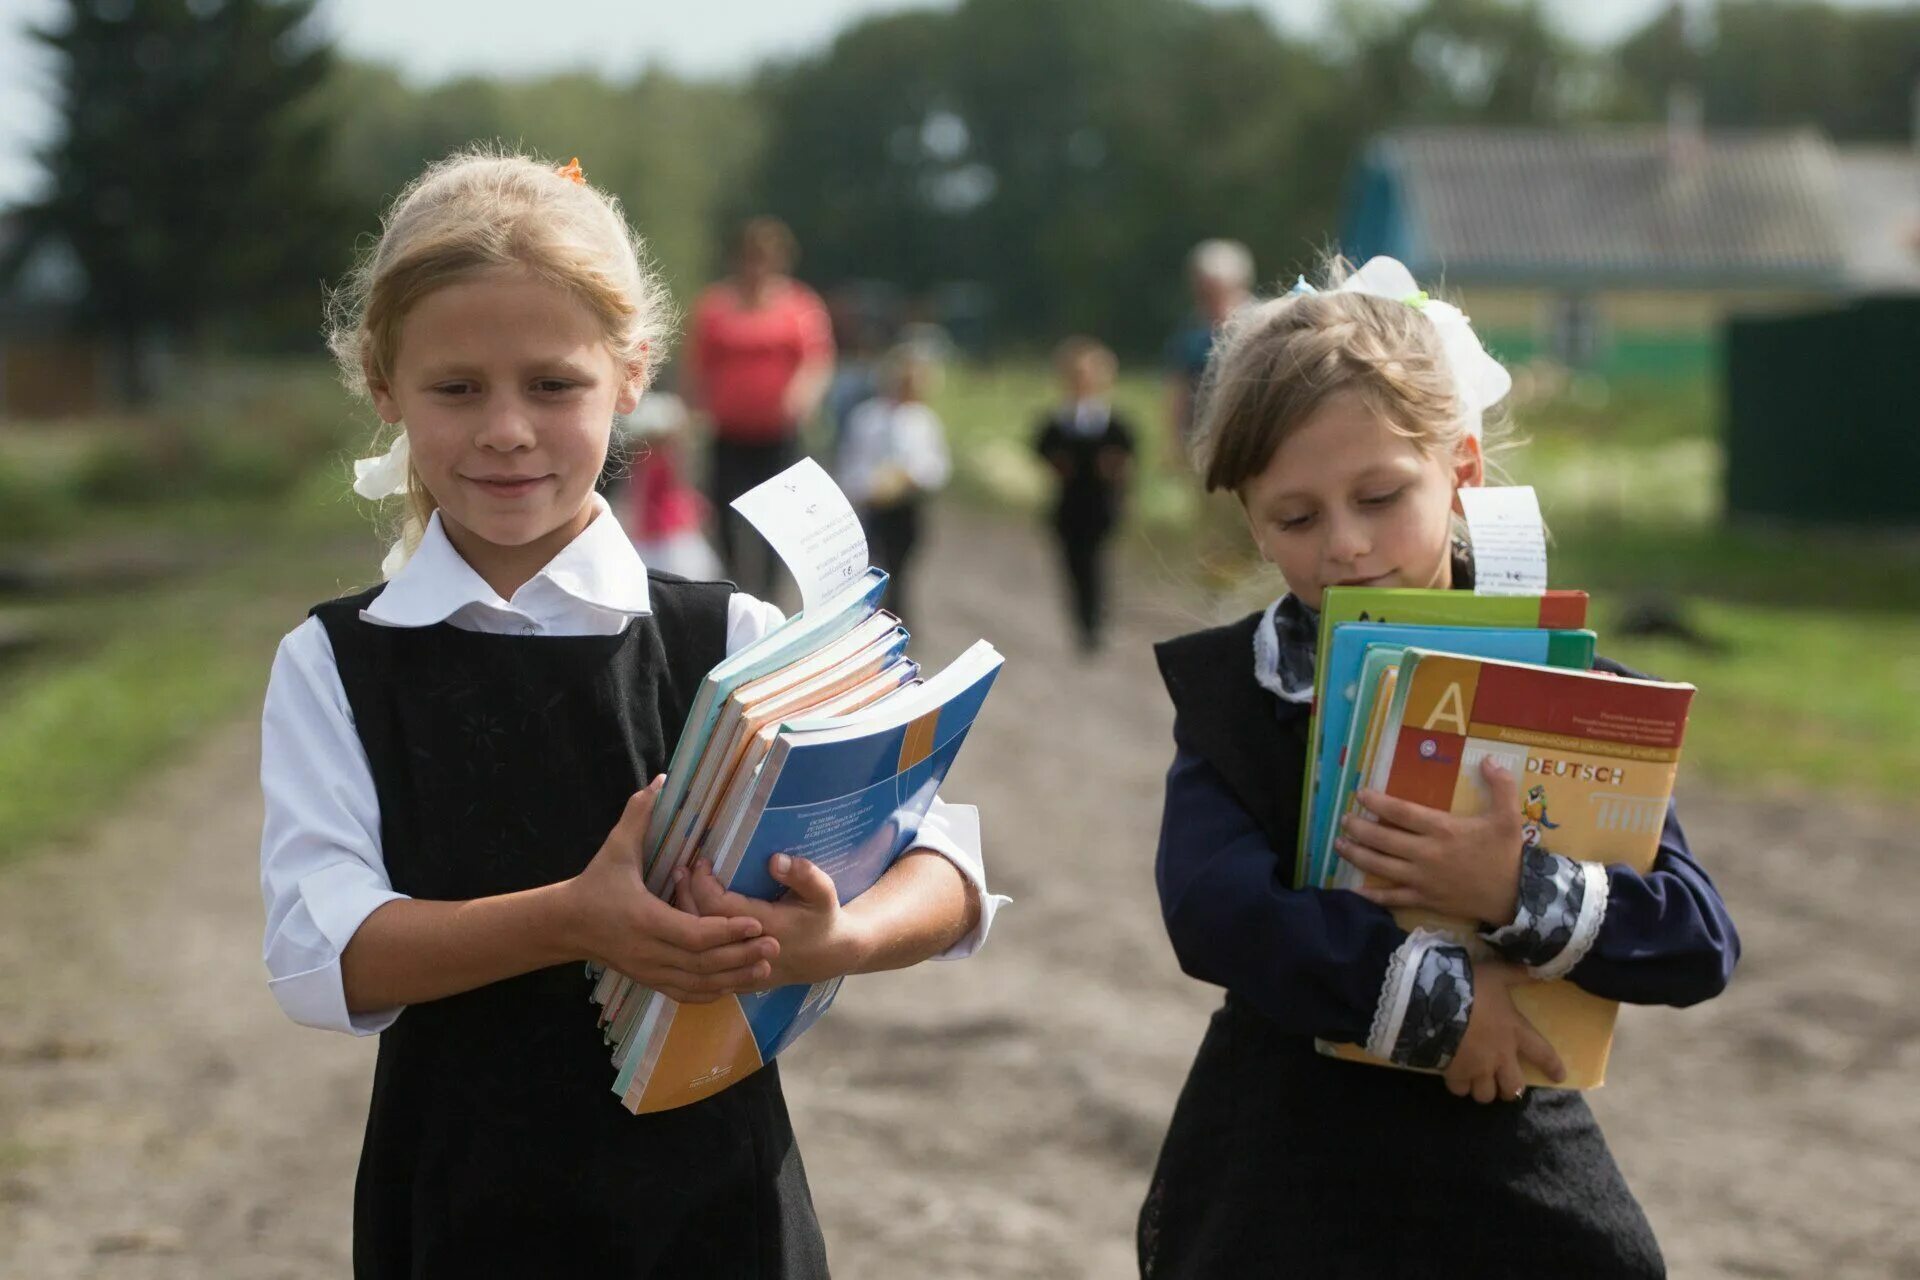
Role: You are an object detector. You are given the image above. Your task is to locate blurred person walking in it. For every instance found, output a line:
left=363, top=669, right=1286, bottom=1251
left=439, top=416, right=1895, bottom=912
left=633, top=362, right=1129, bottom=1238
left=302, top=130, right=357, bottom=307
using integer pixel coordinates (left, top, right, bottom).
left=836, top=346, right=951, bottom=625
left=686, top=217, right=835, bottom=597
left=1034, top=337, right=1135, bottom=655
left=1164, top=239, right=1254, bottom=467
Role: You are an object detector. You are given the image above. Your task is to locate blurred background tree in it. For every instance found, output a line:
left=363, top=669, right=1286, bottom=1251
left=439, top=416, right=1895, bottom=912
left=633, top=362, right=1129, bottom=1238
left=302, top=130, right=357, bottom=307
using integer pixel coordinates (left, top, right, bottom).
left=16, top=0, right=343, bottom=399
left=9, top=0, right=1920, bottom=372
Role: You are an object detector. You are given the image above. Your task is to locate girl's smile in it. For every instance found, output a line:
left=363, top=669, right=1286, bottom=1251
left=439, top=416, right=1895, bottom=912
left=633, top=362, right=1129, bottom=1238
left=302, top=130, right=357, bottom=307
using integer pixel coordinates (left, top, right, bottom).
left=463, top=472, right=554, bottom=499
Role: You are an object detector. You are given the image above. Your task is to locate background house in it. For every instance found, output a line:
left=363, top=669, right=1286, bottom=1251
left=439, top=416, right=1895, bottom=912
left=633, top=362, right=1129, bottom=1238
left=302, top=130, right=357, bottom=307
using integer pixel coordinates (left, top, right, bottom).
left=1339, top=118, right=1918, bottom=379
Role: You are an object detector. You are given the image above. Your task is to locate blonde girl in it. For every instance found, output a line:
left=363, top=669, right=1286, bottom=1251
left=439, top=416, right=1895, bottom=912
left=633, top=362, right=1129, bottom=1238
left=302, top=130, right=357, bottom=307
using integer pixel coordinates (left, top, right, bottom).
left=259, top=150, right=998, bottom=1277
left=1139, top=258, right=1738, bottom=1277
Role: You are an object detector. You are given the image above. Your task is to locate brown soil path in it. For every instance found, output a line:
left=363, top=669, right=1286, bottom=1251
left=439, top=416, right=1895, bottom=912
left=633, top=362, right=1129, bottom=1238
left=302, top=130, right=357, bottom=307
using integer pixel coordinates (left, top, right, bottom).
left=2, top=506, right=1914, bottom=1278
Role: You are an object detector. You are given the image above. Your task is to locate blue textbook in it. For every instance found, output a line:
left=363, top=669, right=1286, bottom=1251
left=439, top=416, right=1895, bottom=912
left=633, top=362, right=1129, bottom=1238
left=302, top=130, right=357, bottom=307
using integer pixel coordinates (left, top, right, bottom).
left=610, top=640, right=1003, bottom=1114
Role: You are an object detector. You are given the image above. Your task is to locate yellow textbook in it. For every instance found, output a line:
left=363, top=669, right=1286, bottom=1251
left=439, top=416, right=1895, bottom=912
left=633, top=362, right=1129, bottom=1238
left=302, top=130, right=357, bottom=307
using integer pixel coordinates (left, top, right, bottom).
left=1322, top=649, right=1694, bottom=1088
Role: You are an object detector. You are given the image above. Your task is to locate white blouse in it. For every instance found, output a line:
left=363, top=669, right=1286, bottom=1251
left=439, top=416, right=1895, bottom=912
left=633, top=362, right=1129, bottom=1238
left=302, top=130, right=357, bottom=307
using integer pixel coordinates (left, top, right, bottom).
left=834, top=398, right=951, bottom=504
left=260, top=497, right=1003, bottom=1036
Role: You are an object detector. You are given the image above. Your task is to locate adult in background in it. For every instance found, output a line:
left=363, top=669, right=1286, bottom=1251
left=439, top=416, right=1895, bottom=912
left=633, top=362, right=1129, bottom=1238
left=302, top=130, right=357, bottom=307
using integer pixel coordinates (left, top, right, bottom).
left=1164, top=238, right=1254, bottom=467
left=687, top=217, right=835, bottom=596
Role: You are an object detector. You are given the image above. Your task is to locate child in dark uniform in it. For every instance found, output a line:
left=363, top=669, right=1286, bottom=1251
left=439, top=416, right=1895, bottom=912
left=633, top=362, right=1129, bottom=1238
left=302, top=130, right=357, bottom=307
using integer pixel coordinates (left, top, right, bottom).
left=1034, top=337, right=1135, bottom=653
left=1139, top=257, right=1739, bottom=1278
left=259, top=149, right=1000, bottom=1277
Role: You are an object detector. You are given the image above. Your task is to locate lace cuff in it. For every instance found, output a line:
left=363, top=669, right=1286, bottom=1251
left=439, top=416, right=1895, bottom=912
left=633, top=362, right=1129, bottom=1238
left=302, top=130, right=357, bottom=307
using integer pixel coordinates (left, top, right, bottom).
left=1366, top=930, right=1473, bottom=1070
left=1484, top=847, right=1610, bottom=980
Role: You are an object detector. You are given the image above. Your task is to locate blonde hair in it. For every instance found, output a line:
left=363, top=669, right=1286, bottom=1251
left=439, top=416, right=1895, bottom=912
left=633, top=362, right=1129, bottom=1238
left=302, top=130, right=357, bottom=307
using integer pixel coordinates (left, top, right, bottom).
left=1191, top=259, right=1511, bottom=495
left=326, top=145, right=674, bottom=566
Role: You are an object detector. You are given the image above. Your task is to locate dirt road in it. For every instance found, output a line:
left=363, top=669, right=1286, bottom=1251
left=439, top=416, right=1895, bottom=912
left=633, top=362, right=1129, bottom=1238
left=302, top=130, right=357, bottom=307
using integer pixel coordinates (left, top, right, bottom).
left=2, top=506, right=1914, bottom=1278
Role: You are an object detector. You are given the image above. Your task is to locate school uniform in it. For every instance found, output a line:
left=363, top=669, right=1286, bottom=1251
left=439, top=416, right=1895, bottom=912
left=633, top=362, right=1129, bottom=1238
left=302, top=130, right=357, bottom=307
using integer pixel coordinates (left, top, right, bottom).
left=1033, top=402, right=1135, bottom=651
left=260, top=495, right=1003, bottom=1278
left=1139, top=572, right=1740, bottom=1279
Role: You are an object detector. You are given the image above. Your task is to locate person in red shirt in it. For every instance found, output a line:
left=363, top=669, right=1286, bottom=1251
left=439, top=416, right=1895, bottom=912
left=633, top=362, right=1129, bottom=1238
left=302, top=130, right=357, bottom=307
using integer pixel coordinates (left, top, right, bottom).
left=686, top=217, right=836, bottom=596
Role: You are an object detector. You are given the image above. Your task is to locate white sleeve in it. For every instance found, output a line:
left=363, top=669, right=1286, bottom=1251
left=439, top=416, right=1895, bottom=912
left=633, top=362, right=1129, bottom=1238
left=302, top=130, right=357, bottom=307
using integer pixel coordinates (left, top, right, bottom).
left=904, top=406, right=951, bottom=493
left=723, top=592, right=1003, bottom=959
left=725, top=591, right=787, bottom=654
left=259, top=617, right=407, bottom=1036
left=903, top=799, right=1003, bottom=959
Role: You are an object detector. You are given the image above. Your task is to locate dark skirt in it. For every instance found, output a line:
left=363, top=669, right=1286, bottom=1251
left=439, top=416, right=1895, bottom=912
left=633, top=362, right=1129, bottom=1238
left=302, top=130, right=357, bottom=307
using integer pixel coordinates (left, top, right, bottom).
left=1137, top=997, right=1663, bottom=1280
left=354, top=999, right=830, bottom=1280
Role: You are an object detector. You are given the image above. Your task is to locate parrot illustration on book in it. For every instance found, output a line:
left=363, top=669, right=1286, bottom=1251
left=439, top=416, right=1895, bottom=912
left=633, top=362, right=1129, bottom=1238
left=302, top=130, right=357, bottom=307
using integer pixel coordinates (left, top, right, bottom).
left=1520, top=783, right=1560, bottom=850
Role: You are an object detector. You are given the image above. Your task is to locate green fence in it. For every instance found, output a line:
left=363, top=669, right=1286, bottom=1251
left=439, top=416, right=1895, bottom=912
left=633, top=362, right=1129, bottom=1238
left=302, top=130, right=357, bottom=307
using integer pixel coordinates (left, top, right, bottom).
left=1723, top=297, right=1920, bottom=526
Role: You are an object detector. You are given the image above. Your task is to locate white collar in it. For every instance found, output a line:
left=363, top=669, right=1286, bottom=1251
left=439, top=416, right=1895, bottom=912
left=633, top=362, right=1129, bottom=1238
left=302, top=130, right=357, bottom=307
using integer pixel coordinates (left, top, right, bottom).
left=363, top=494, right=652, bottom=627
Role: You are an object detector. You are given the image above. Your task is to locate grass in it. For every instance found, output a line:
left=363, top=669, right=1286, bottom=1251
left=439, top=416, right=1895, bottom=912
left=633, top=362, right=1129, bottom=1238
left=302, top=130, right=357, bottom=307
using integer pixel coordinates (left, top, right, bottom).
left=933, top=359, right=1920, bottom=807
left=0, top=475, right=374, bottom=863
left=0, top=362, right=382, bottom=862
left=1601, top=600, right=1920, bottom=800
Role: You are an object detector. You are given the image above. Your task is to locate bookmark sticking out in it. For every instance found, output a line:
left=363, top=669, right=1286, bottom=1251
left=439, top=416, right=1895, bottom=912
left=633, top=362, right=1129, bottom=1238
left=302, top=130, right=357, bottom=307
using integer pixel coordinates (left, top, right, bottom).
left=1459, top=485, right=1548, bottom=595
left=731, top=458, right=870, bottom=611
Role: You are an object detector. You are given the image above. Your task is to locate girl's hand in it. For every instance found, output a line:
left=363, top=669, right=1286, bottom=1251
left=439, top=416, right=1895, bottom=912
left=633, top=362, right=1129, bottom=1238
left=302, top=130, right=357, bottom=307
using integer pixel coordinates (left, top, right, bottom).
left=1445, top=959, right=1566, bottom=1102
left=677, top=855, right=870, bottom=989
left=562, top=779, right=779, bottom=1004
left=1338, top=757, right=1526, bottom=926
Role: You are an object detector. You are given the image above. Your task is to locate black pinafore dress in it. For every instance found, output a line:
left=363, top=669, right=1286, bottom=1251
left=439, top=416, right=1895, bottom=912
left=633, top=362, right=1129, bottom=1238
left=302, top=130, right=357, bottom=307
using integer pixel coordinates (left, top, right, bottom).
left=1138, top=613, right=1664, bottom=1280
left=313, top=576, right=829, bottom=1279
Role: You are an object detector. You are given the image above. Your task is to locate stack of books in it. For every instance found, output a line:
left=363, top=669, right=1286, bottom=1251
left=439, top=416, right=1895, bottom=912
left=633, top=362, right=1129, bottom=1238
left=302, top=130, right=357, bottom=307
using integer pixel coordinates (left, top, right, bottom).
left=1300, top=586, right=1694, bottom=1088
left=592, top=568, right=1003, bottom=1114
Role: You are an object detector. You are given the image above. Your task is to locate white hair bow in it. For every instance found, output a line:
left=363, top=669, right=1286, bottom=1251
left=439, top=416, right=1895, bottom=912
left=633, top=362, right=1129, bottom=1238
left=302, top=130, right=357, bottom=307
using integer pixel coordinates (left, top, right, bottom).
left=352, top=432, right=411, bottom=500
left=351, top=432, right=415, bottom=578
left=1297, top=257, right=1513, bottom=441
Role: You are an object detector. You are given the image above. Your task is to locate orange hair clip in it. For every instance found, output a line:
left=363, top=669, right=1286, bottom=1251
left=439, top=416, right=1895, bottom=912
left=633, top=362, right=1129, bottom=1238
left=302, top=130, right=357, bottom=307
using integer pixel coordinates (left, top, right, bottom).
left=556, top=156, right=585, bottom=185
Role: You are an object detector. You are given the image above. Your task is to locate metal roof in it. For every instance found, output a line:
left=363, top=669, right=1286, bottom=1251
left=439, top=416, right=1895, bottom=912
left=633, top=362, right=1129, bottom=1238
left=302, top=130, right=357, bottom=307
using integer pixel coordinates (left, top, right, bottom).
left=1368, top=126, right=1851, bottom=289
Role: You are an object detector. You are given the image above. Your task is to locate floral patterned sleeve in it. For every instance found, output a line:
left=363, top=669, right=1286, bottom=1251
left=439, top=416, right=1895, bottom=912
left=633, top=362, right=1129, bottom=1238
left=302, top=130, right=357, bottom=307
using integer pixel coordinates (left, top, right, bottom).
left=1367, top=930, right=1474, bottom=1069
left=1483, top=845, right=1610, bottom=980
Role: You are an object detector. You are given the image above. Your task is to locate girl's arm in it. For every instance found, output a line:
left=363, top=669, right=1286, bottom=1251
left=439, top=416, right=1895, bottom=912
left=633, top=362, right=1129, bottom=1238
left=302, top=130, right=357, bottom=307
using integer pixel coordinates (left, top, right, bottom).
left=1513, top=801, right=1739, bottom=1007
left=1341, top=765, right=1739, bottom=1008
left=678, top=846, right=980, bottom=985
left=1156, top=743, right=1409, bottom=1044
left=341, top=784, right=778, bottom=1013
left=261, top=620, right=773, bottom=1035
left=1163, top=742, right=1562, bottom=1093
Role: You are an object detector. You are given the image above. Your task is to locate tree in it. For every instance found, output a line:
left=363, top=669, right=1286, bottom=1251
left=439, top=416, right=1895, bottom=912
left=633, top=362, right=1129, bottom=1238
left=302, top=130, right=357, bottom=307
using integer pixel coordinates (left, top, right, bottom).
left=319, top=63, right=762, bottom=308
left=19, top=0, right=343, bottom=398
left=747, top=0, right=1344, bottom=354
left=1616, top=1, right=1920, bottom=139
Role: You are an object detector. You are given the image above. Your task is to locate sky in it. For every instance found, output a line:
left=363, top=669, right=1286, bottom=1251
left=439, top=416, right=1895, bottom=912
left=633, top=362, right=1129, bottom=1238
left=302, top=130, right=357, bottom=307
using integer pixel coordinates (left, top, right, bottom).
left=0, top=0, right=1905, bottom=209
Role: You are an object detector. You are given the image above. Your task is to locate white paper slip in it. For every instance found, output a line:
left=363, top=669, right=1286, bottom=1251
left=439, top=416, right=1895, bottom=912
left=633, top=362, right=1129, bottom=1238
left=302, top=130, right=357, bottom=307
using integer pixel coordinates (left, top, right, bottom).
left=731, top=458, right=871, bottom=611
left=1459, top=484, right=1547, bottom=595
